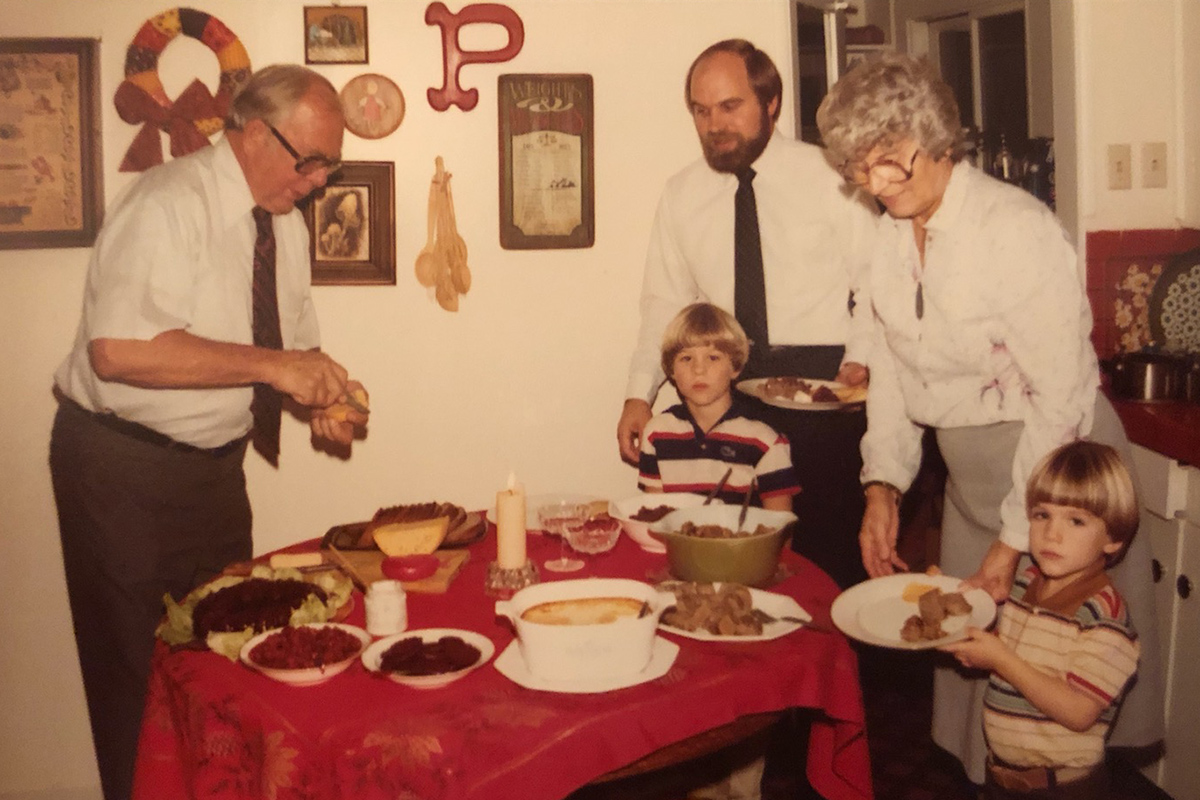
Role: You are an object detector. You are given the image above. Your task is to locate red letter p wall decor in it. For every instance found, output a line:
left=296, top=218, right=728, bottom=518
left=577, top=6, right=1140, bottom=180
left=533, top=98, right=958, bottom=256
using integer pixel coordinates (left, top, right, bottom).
left=426, top=2, right=524, bottom=111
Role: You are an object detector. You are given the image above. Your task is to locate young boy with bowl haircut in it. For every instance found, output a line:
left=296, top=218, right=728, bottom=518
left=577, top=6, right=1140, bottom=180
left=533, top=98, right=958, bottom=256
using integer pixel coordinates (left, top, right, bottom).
left=942, top=440, right=1141, bottom=800
left=638, top=302, right=799, bottom=512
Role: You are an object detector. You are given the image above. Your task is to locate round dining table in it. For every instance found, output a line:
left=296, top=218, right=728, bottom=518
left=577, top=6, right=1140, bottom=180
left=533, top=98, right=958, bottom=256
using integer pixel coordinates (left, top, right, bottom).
left=132, top=522, right=873, bottom=800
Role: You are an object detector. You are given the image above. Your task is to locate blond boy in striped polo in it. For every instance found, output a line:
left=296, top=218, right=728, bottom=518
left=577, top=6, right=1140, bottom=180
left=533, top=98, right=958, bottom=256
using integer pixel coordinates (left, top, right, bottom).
left=942, top=441, right=1140, bottom=799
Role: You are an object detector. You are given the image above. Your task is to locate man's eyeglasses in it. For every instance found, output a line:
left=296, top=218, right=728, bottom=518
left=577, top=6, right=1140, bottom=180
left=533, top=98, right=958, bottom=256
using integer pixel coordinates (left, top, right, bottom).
left=266, top=124, right=341, bottom=176
left=842, top=149, right=920, bottom=187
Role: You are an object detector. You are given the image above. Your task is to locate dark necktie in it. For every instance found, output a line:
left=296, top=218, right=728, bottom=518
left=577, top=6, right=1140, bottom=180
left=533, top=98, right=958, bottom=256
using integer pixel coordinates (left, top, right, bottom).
left=734, top=168, right=768, bottom=370
left=251, top=206, right=283, bottom=465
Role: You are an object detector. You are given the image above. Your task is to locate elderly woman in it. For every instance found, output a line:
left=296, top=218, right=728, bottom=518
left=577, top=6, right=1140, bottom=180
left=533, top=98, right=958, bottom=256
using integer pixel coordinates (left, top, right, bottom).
left=817, top=53, right=1163, bottom=787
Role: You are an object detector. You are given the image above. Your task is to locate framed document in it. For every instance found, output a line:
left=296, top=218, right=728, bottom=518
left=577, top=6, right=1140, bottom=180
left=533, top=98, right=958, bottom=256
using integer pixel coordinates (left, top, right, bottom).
left=0, top=38, right=103, bottom=250
left=303, top=161, right=395, bottom=286
left=498, top=74, right=594, bottom=250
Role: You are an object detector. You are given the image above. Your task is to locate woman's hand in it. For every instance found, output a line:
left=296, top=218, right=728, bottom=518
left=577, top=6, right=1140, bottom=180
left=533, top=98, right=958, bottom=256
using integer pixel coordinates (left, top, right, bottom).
left=964, top=540, right=1021, bottom=601
left=859, top=484, right=907, bottom=577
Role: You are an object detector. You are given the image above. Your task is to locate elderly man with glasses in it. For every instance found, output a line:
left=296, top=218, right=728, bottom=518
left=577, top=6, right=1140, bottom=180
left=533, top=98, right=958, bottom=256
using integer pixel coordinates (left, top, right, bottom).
left=49, top=64, right=367, bottom=800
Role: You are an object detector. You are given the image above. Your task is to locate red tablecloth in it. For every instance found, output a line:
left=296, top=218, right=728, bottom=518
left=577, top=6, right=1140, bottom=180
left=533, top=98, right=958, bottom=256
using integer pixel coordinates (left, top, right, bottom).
left=133, top=529, right=872, bottom=800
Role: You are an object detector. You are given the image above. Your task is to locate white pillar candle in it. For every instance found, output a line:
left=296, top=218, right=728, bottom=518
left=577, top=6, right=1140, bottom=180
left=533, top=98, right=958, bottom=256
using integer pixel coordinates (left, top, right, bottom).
left=495, top=472, right=526, bottom=569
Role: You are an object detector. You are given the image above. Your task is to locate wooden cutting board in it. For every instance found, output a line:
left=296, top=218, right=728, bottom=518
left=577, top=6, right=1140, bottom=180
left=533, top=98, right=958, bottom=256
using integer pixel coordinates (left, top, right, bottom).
left=330, top=549, right=471, bottom=594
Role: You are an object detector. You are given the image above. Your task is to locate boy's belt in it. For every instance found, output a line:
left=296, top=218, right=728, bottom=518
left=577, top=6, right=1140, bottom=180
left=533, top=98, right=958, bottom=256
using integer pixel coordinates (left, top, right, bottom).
left=986, top=757, right=1096, bottom=791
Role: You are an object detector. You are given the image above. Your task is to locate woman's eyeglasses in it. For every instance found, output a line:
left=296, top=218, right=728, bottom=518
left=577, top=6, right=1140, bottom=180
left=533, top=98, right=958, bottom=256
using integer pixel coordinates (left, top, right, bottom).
left=267, top=124, right=341, bottom=176
left=842, top=149, right=919, bottom=187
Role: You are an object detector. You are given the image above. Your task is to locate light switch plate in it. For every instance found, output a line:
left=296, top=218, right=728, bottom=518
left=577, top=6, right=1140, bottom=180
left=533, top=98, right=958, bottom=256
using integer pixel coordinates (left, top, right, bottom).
left=1108, top=143, right=1132, bottom=190
left=1143, top=142, right=1168, bottom=188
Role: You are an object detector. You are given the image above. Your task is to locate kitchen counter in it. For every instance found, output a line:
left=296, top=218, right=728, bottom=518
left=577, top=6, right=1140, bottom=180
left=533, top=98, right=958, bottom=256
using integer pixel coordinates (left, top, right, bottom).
left=1108, top=390, right=1200, bottom=467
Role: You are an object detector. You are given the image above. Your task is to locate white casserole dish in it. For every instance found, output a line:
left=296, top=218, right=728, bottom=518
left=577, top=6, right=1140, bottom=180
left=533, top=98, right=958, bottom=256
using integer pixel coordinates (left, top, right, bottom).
left=494, top=578, right=673, bottom=681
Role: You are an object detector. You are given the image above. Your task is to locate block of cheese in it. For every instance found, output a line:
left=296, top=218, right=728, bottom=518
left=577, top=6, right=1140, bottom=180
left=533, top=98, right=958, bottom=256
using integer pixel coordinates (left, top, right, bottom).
left=373, top=516, right=450, bottom=556
left=268, top=552, right=324, bottom=569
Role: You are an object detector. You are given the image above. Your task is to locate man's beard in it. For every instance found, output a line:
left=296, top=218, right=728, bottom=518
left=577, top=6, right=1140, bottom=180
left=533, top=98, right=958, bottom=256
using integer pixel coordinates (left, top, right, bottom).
left=700, top=111, right=772, bottom=173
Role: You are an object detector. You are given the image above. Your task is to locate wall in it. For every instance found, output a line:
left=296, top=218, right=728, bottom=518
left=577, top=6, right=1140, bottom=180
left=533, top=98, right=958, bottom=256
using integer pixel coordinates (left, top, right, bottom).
left=0, top=1, right=794, bottom=797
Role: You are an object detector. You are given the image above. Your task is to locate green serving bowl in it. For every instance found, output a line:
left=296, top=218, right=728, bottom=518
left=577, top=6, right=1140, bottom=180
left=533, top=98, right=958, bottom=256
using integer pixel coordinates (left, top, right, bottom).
left=649, top=505, right=798, bottom=587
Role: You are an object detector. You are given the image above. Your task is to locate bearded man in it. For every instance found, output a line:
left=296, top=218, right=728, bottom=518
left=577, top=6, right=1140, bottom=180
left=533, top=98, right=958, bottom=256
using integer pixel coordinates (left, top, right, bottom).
left=616, top=39, right=878, bottom=591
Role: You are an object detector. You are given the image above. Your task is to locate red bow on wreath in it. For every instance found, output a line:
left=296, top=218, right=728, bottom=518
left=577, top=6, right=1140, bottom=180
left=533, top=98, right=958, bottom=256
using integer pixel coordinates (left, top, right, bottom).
left=115, top=78, right=223, bottom=172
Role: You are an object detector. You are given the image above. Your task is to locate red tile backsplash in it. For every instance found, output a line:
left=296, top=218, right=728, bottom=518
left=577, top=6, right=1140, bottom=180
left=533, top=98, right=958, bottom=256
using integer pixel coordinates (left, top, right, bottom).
left=1085, top=228, right=1200, bottom=359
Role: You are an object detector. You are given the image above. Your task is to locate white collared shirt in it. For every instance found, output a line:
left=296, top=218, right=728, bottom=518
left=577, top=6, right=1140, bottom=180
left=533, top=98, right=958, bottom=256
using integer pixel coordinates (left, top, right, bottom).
left=861, top=161, right=1099, bottom=550
left=625, top=131, right=878, bottom=403
left=54, top=137, right=321, bottom=448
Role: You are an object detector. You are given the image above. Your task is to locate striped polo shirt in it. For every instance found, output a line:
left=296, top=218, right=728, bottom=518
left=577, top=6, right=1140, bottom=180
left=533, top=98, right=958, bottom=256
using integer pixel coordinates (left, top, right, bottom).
left=983, top=563, right=1139, bottom=770
left=637, top=399, right=800, bottom=506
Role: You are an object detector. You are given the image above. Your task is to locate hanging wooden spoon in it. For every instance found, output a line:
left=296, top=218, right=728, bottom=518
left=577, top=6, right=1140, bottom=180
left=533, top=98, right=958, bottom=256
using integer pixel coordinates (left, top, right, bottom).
left=414, top=178, right=441, bottom=287
left=444, top=177, right=471, bottom=294
left=432, top=174, right=459, bottom=311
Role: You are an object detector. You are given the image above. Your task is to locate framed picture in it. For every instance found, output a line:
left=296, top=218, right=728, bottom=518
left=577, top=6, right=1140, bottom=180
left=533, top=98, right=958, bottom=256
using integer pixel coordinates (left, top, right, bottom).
left=0, top=38, right=103, bottom=250
left=340, top=73, right=405, bottom=139
left=498, top=74, right=594, bottom=250
left=304, top=6, right=368, bottom=65
left=303, top=161, right=395, bottom=285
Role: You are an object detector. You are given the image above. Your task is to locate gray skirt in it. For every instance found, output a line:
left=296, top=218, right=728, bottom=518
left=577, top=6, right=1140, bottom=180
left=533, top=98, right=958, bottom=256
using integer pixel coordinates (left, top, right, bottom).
left=930, top=395, right=1164, bottom=784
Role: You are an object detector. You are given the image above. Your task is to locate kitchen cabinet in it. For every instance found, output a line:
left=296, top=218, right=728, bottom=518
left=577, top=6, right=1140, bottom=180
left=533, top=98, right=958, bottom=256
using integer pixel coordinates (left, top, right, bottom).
left=1130, top=444, right=1200, bottom=798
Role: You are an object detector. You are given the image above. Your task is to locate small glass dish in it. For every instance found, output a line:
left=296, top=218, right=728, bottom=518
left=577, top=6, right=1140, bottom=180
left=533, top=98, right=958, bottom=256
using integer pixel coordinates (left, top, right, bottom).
left=564, top=514, right=622, bottom=555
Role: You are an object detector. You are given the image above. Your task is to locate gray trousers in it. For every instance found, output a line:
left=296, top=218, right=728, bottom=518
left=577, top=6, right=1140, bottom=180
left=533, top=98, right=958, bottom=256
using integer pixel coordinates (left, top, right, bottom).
left=50, top=400, right=253, bottom=800
left=930, top=395, right=1165, bottom=784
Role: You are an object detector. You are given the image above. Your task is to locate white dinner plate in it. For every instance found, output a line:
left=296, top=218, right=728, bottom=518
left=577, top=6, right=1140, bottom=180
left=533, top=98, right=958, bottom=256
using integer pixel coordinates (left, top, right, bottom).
left=657, top=584, right=812, bottom=642
left=239, top=622, right=371, bottom=687
left=493, top=636, right=679, bottom=693
left=486, top=493, right=606, bottom=532
left=737, top=377, right=866, bottom=411
left=361, top=628, right=495, bottom=689
left=831, top=574, right=996, bottom=650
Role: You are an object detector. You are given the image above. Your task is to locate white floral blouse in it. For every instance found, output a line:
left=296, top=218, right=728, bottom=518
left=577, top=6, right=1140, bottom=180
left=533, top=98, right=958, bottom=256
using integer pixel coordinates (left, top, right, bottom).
left=860, top=161, right=1099, bottom=551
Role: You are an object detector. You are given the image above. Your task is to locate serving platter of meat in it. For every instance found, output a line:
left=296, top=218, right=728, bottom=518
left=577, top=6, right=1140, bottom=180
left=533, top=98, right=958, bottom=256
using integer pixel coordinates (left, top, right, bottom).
left=657, top=581, right=812, bottom=642
left=830, top=573, right=996, bottom=650
left=736, top=377, right=867, bottom=411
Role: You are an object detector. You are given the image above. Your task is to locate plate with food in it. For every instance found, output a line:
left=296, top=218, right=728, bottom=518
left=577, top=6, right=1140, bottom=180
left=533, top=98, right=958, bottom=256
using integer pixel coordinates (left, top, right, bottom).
left=831, top=573, right=996, bottom=650
left=156, top=564, right=354, bottom=660
left=361, top=628, right=495, bottom=689
left=737, top=377, right=867, bottom=411
left=657, top=581, right=812, bottom=642
left=320, top=501, right=486, bottom=551
left=486, top=494, right=608, bottom=532
left=239, top=622, right=371, bottom=686
left=609, top=492, right=711, bottom=553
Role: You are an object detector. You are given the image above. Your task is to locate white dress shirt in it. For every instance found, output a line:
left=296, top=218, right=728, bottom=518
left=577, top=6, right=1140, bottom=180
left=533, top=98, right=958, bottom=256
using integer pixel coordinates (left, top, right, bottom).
left=860, top=161, right=1098, bottom=551
left=54, top=137, right=321, bottom=448
left=625, top=131, right=878, bottom=404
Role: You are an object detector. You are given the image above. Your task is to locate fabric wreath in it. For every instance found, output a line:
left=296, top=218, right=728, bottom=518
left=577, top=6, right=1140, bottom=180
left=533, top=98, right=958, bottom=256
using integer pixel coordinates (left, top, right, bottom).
left=115, top=7, right=251, bottom=172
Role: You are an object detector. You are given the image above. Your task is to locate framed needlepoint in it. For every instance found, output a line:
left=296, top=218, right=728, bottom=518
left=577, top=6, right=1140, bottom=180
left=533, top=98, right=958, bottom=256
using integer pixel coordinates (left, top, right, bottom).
left=0, top=38, right=103, bottom=249
left=303, top=161, right=395, bottom=285
left=498, top=73, right=594, bottom=250
left=304, top=6, right=368, bottom=65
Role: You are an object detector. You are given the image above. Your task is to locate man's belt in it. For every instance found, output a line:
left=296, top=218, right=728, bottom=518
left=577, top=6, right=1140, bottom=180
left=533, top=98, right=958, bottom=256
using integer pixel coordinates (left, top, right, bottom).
left=986, top=756, right=1097, bottom=791
left=58, top=393, right=247, bottom=458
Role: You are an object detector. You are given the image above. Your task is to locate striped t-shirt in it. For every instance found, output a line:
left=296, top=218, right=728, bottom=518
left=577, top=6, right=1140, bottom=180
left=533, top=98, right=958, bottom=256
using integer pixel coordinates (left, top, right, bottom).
left=637, top=399, right=800, bottom=506
left=983, top=564, right=1139, bottom=769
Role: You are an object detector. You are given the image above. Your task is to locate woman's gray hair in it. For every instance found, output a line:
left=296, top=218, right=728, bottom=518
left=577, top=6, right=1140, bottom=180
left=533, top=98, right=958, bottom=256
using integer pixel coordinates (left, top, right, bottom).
left=816, top=52, right=965, bottom=166
left=226, top=64, right=339, bottom=130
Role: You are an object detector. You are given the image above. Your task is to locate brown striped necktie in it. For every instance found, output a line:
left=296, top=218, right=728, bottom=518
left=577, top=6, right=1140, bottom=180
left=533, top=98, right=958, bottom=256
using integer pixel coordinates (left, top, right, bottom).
left=251, top=206, right=283, bottom=465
